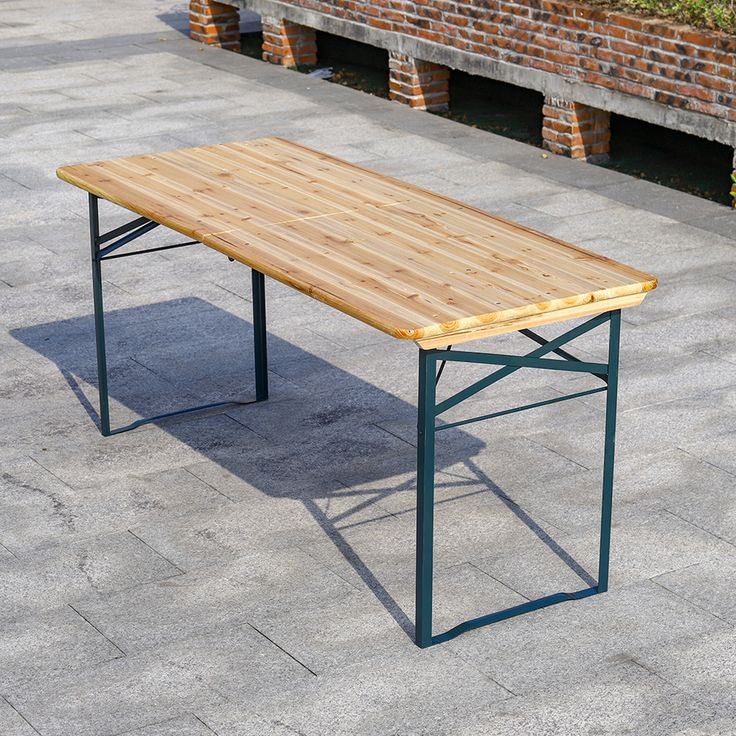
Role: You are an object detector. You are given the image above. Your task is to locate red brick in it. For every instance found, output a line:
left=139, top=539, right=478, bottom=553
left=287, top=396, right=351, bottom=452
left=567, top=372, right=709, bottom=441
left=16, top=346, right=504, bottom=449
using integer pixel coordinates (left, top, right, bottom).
left=388, top=51, right=449, bottom=111
left=188, top=0, right=240, bottom=51
left=542, top=97, right=611, bottom=161
left=261, top=17, right=317, bottom=66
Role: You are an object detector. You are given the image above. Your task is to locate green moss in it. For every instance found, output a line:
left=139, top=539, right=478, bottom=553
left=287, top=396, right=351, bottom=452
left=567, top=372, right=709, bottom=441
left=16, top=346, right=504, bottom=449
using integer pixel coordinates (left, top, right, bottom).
left=585, top=0, right=736, bottom=34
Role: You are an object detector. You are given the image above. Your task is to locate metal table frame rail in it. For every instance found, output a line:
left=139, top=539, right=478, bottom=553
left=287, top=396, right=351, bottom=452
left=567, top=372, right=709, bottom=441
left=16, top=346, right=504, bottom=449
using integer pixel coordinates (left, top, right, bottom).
left=415, top=309, right=620, bottom=647
left=88, top=193, right=269, bottom=436
left=87, top=194, right=621, bottom=648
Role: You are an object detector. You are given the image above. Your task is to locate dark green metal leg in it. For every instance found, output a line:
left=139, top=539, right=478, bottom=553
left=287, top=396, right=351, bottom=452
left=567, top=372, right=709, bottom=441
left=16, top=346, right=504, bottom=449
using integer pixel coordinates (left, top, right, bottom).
left=413, top=311, right=625, bottom=647
left=597, top=309, right=621, bottom=592
left=252, top=269, right=269, bottom=402
left=85, top=196, right=268, bottom=436
left=416, top=348, right=437, bottom=648
left=89, top=194, right=111, bottom=436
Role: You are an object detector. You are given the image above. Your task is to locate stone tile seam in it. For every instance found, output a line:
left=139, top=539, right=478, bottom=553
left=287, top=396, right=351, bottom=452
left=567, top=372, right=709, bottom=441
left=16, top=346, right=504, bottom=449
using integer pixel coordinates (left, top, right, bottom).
left=67, top=602, right=129, bottom=658
left=701, top=349, right=736, bottom=368
left=0, top=694, right=42, bottom=736
left=530, top=437, right=592, bottom=473
left=106, top=713, right=220, bottom=736
left=247, top=622, right=318, bottom=677
left=465, top=560, right=532, bottom=602
left=658, top=507, right=736, bottom=555
left=126, top=529, right=186, bottom=575
left=181, top=465, right=240, bottom=503
left=618, top=382, right=736, bottom=415
left=677, top=445, right=736, bottom=480
left=650, top=577, right=735, bottom=630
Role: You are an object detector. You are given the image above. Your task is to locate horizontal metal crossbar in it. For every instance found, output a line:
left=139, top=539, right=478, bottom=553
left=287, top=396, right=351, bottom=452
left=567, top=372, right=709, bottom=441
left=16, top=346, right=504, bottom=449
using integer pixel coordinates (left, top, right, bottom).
left=96, top=215, right=151, bottom=245
left=431, top=586, right=598, bottom=645
left=432, top=350, right=607, bottom=375
left=433, top=311, right=611, bottom=417
left=107, top=398, right=256, bottom=435
left=520, top=328, right=608, bottom=383
left=95, top=220, right=160, bottom=259
left=434, top=386, right=607, bottom=432
left=99, top=240, right=199, bottom=261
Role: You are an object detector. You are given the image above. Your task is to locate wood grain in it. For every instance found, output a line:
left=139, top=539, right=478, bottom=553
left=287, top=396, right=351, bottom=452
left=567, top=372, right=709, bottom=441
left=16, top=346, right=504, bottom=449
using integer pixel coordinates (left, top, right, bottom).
left=57, top=137, right=657, bottom=343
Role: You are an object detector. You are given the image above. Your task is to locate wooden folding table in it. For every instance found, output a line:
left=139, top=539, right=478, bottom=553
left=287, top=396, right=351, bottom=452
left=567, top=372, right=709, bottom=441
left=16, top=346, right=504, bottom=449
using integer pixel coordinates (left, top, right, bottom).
left=57, top=137, right=657, bottom=647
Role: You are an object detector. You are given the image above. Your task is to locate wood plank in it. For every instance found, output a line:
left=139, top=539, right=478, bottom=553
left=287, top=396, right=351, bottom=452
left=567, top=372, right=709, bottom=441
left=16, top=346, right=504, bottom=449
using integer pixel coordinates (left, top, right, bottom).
left=57, top=137, right=657, bottom=343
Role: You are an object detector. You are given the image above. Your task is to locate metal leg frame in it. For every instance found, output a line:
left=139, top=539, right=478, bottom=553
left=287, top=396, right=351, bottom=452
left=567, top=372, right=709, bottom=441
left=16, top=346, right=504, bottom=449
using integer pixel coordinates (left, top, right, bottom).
left=88, top=194, right=269, bottom=436
left=415, top=310, right=621, bottom=647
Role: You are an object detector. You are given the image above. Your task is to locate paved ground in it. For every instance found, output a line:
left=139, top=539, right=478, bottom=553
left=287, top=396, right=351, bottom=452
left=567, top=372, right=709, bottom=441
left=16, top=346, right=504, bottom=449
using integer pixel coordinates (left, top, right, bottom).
left=2, top=1, right=736, bottom=734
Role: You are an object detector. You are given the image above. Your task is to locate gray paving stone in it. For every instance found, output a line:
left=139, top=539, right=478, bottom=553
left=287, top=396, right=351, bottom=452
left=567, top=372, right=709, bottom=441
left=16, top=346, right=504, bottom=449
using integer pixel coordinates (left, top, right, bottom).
left=71, top=568, right=252, bottom=655
left=686, top=211, right=736, bottom=240
left=128, top=490, right=321, bottom=569
left=529, top=382, right=736, bottom=467
left=565, top=509, right=729, bottom=591
left=535, top=156, right=635, bottom=190
left=27, top=413, right=264, bottom=487
left=623, top=276, right=736, bottom=326
left=0, top=529, right=182, bottom=622
left=436, top=161, right=568, bottom=206
left=222, top=646, right=511, bottom=736
left=682, top=432, right=736, bottom=477
left=640, top=626, right=736, bottom=710
left=471, top=482, right=731, bottom=599
left=73, top=547, right=355, bottom=655
left=594, top=178, right=730, bottom=222
left=578, top=235, right=736, bottom=289
left=244, top=588, right=412, bottom=673
left=487, top=448, right=729, bottom=538
left=6, top=651, right=227, bottom=736
left=654, top=554, right=736, bottom=625
left=0, top=459, right=231, bottom=553
left=152, top=623, right=316, bottom=701
left=0, top=605, right=123, bottom=692
left=0, top=697, right=39, bottom=736
left=658, top=451, right=736, bottom=546
left=447, top=580, right=729, bottom=696
left=523, top=188, right=619, bottom=218
left=195, top=703, right=311, bottom=736
left=451, top=659, right=717, bottom=736
left=547, top=203, right=678, bottom=246
left=110, top=714, right=218, bottom=736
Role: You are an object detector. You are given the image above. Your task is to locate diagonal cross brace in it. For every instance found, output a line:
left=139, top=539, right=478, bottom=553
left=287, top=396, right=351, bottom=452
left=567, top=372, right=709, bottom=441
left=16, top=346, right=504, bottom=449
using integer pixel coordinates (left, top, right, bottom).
left=520, top=328, right=608, bottom=383
left=433, top=311, right=611, bottom=416
left=96, top=215, right=151, bottom=245
left=96, top=220, right=160, bottom=259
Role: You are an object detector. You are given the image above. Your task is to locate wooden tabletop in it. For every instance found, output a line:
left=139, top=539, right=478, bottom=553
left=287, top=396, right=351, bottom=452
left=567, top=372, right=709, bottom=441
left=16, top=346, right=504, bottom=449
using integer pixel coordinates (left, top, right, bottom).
left=57, top=137, right=657, bottom=347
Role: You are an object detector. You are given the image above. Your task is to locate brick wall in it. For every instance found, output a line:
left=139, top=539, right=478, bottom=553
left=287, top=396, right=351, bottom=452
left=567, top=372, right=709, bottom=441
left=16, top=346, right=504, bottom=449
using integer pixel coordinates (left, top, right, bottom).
left=232, top=0, right=736, bottom=126
left=191, top=0, right=736, bottom=201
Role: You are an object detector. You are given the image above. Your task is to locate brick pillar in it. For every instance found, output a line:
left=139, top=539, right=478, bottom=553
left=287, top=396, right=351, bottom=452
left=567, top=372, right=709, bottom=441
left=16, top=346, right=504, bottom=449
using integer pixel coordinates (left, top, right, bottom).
left=261, top=17, right=317, bottom=67
left=388, top=52, right=450, bottom=112
left=189, top=0, right=240, bottom=51
left=542, top=97, right=611, bottom=162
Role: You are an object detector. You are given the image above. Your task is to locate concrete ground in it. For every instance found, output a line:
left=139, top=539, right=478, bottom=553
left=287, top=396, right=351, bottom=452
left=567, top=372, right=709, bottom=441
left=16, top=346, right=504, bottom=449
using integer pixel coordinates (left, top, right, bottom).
left=2, top=0, right=736, bottom=734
